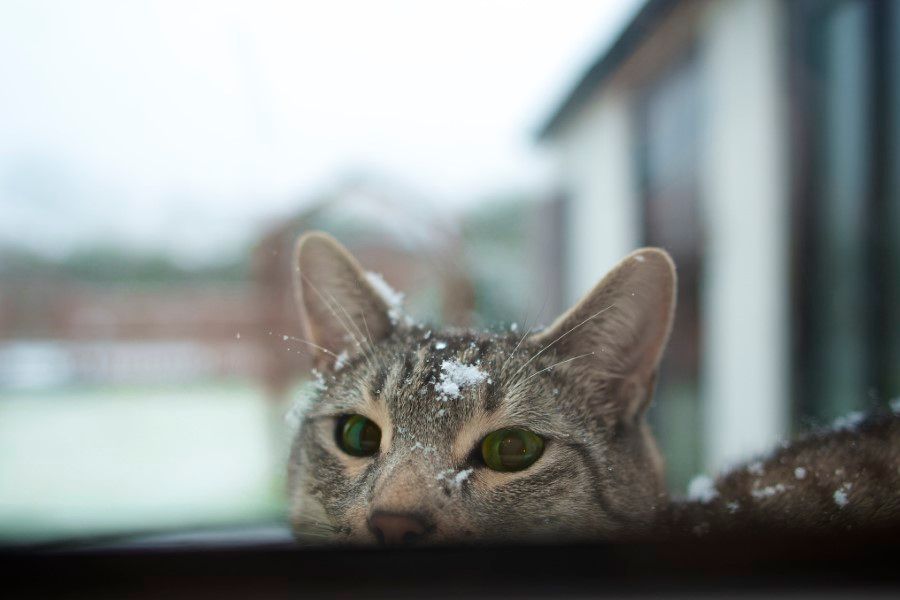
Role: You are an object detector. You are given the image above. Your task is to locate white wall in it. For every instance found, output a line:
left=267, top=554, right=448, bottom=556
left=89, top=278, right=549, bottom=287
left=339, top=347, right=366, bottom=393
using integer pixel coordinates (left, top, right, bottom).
left=699, top=0, right=790, bottom=471
left=548, top=0, right=791, bottom=476
left=557, top=91, right=640, bottom=305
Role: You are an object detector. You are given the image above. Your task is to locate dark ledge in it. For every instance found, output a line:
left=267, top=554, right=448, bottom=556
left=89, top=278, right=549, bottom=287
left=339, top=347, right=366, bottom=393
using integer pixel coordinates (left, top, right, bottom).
left=3, top=525, right=899, bottom=598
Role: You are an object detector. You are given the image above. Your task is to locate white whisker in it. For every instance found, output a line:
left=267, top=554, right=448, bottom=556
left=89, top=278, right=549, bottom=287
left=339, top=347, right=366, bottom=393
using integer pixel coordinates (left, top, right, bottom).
left=521, top=352, right=595, bottom=383
left=512, top=303, right=616, bottom=379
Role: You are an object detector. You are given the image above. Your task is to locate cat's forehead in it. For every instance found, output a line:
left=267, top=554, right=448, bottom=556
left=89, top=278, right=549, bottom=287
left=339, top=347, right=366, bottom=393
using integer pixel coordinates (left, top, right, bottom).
left=318, top=328, right=567, bottom=437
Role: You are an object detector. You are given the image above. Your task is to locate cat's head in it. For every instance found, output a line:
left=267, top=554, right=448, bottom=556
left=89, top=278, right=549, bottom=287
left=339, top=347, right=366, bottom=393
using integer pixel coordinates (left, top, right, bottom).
left=287, top=232, right=676, bottom=545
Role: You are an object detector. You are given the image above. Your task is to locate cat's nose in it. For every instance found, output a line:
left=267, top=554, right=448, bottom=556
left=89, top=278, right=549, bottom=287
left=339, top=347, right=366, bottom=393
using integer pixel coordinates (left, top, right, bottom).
left=368, top=512, right=429, bottom=546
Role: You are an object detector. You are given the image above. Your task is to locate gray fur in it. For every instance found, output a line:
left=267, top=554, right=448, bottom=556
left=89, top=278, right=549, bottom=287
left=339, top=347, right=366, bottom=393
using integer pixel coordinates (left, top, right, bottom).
left=287, top=233, right=673, bottom=545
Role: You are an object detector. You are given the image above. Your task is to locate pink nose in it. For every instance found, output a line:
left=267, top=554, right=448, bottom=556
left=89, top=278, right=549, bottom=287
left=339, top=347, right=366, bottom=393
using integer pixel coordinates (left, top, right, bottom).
left=368, top=512, right=429, bottom=545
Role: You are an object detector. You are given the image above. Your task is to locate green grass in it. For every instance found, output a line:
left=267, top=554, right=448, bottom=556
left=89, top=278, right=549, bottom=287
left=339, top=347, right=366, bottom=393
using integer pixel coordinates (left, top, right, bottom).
left=0, top=382, right=289, bottom=543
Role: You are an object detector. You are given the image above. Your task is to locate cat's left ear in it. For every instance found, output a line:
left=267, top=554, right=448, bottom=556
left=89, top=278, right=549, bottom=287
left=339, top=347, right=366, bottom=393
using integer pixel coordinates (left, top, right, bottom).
left=529, top=248, right=676, bottom=424
left=293, top=232, right=395, bottom=370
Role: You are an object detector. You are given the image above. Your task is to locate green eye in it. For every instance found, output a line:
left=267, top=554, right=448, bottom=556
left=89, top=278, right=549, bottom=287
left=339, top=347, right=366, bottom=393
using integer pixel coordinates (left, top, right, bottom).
left=481, top=428, right=544, bottom=472
left=337, top=414, right=381, bottom=457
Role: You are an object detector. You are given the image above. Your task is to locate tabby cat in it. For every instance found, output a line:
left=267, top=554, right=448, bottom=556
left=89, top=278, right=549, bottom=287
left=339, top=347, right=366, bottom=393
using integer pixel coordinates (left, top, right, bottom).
left=287, top=232, right=900, bottom=545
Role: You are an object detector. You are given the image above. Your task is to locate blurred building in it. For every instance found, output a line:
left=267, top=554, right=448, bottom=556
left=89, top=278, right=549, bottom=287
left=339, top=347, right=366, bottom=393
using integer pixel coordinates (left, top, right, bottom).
left=0, top=275, right=264, bottom=388
left=538, top=0, right=899, bottom=484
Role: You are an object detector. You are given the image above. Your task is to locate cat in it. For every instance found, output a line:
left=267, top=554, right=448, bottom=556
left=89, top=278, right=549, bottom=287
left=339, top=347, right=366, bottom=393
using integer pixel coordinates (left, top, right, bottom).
left=286, top=231, right=900, bottom=545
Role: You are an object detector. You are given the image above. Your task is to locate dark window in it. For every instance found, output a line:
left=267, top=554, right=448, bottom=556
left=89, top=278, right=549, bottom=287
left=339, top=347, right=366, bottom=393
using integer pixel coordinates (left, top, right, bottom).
left=790, top=0, right=900, bottom=425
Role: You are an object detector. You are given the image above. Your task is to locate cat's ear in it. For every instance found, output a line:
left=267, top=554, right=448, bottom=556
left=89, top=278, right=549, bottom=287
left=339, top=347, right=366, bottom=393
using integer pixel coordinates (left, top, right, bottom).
left=293, top=232, right=394, bottom=369
left=530, top=248, right=676, bottom=423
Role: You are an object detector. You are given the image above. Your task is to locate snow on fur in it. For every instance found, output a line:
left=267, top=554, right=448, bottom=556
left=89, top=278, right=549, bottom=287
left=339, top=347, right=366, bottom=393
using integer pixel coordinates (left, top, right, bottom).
left=751, top=483, right=788, bottom=500
left=832, top=410, right=865, bottom=431
left=833, top=482, right=852, bottom=508
left=365, top=271, right=405, bottom=325
left=436, top=359, right=488, bottom=399
left=687, top=475, right=719, bottom=504
left=747, top=461, right=765, bottom=476
left=436, top=467, right=474, bottom=488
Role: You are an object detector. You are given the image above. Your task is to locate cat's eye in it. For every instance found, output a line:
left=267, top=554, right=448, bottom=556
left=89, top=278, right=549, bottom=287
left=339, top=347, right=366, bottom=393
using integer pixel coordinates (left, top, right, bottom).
left=480, top=428, right=544, bottom=472
left=337, top=414, right=381, bottom=457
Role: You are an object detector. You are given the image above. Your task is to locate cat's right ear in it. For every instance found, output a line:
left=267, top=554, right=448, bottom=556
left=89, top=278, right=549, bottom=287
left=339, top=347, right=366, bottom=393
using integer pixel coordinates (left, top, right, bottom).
left=529, top=248, right=676, bottom=424
left=293, top=232, right=394, bottom=369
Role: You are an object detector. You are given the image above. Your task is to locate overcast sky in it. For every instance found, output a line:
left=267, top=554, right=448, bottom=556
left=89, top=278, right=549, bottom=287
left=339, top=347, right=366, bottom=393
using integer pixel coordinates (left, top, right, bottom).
left=0, top=0, right=641, bottom=264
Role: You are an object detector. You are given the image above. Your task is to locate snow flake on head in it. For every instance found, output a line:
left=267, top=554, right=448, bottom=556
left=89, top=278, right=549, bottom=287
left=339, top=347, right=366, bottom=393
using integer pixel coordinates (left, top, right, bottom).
left=436, top=467, right=474, bottom=488
left=365, top=271, right=405, bottom=325
left=333, top=350, right=349, bottom=371
left=435, top=359, right=488, bottom=399
left=687, top=475, right=719, bottom=504
left=410, top=441, right=436, bottom=454
left=310, top=368, right=327, bottom=392
left=434, top=341, right=447, bottom=350
left=285, top=391, right=315, bottom=433
left=453, top=468, right=474, bottom=485
left=794, top=467, right=807, bottom=480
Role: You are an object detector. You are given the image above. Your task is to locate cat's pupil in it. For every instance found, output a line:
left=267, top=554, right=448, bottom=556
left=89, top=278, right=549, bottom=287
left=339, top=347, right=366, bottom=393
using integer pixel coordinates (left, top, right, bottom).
left=481, top=428, right=544, bottom=472
left=337, top=415, right=381, bottom=457
left=499, top=436, right=526, bottom=458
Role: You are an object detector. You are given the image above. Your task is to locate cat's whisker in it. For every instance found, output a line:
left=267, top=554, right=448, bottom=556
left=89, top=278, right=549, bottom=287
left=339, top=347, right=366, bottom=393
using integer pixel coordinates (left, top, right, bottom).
left=293, top=519, right=341, bottom=543
left=360, top=310, right=387, bottom=373
left=284, top=337, right=383, bottom=392
left=323, top=287, right=380, bottom=369
left=520, top=352, right=596, bottom=383
left=501, top=283, right=552, bottom=372
left=501, top=321, right=533, bottom=373
left=300, top=272, right=376, bottom=371
left=512, top=303, right=617, bottom=379
left=325, top=288, right=376, bottom=355
left=280, top=334, right=341, bottom=359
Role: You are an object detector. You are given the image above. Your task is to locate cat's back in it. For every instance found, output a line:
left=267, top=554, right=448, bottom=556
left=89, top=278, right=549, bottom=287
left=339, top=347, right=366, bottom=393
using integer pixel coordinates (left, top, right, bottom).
left=670, top=412, right=900, bottom=537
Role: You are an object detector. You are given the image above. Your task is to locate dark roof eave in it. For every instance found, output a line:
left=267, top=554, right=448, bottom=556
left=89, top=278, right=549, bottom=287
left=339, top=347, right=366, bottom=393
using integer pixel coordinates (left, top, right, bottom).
left=536, top=0, right=678, bottom=142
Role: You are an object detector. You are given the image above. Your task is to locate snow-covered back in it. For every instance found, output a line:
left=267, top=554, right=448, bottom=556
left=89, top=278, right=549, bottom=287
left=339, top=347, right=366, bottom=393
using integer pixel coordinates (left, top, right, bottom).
left=687, top=475, right=719, bottom=504
left=832, top=410, right=865, bottom=431
left=833, top=482, right=852, bottom=508
left=751, top=483, right=787, bottom=500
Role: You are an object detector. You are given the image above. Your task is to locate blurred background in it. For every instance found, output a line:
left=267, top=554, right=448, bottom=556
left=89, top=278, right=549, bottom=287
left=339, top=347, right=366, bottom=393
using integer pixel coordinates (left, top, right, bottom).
left=0, top=0, right=897, bottom=544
